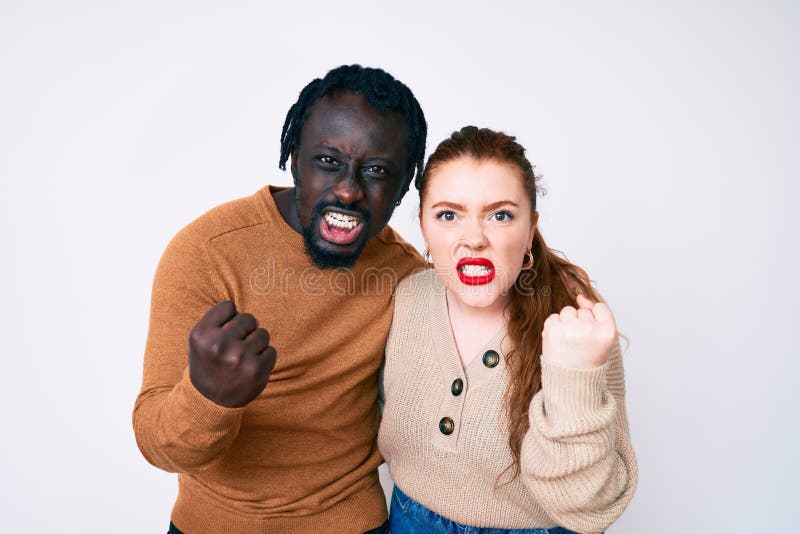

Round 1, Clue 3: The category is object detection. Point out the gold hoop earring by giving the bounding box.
[423,248,433,264]
[522,250,534,270]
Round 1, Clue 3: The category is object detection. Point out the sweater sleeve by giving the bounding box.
[132,225,245,473]
[520,339,638,533]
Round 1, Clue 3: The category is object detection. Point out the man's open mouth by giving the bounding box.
[319,209,365,246]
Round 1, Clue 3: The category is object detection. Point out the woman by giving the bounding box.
[378,126,638,533]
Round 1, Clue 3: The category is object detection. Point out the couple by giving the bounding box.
[132,65,637,534]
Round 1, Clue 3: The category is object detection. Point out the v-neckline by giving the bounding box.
[429,278,508,393]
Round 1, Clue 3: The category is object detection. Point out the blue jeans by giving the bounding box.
[389,485,584,534]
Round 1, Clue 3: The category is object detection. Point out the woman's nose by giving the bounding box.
[458,219,489,250]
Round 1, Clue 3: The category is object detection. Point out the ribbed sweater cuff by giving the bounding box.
[169,368,246,435]
[540,362,608,426]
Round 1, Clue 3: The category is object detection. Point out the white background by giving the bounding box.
[1,1,797,532]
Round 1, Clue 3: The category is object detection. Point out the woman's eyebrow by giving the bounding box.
[430,200,520,211]
[431,201,466,210]
[483,200,519,211]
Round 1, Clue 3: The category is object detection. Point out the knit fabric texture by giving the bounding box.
[378,269,638,533]
[133,185,424,534]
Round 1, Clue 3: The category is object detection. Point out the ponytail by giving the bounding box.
[503,230,598,481]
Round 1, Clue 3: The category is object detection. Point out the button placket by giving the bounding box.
[439,417,455,435]
[440,375,466,436]
[482,350,500,368]
[428,273,508,450]
[463,331,507,394]
[429,281,469,450]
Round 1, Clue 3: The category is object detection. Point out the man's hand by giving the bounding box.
[188,301,277,408]
[541,294,617,369]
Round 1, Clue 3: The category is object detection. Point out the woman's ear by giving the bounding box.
[419,211,431,260]
[528,211,540,244]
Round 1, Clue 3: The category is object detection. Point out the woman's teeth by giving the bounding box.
[459,264,493,276]
[324,212,360,230]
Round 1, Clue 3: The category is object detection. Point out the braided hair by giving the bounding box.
[279,65,427,191]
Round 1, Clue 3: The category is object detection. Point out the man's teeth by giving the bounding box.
[459,264,493,276]
[324,212,361,230]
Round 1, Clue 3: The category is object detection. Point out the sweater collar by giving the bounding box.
[428,272,508,392]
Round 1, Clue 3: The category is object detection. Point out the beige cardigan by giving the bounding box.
[378,269,637,533]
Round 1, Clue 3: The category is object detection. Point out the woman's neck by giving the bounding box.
[445,291,508,368]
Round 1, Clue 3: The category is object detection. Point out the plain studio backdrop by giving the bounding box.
[1,1,797,532]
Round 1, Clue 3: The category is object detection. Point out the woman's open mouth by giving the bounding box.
[318,209,365,246]
[456,257,495,285]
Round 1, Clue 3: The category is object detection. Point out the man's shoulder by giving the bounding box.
[363,224,426,275]
[170,187,275,251]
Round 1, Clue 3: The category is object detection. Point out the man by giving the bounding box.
[133,65,427,533]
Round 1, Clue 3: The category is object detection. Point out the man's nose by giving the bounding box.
[331,168,365,206]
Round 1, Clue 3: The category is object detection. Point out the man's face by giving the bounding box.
[291,91,410,268]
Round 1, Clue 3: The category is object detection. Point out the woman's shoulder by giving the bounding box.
[392,268,439,319]
[395,267,438,301]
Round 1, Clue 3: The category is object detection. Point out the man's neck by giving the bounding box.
[272,187,303,234]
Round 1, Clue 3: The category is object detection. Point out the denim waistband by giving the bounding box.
[389,485,584,534]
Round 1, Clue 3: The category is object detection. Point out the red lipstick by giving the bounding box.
[456,257,495,285]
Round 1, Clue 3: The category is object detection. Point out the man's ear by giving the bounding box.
[397,173,413,202]
[405,170,415,192]
[290,147,298,182]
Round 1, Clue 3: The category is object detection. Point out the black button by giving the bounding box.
[451,378,464,396]
[482,350,500,368]
[439,417,455,435]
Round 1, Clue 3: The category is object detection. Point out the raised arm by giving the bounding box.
[131,229,276,473]
[520,296,638,533]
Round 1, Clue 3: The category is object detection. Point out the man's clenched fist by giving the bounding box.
[541,294,617,369]
[188,301,277,408]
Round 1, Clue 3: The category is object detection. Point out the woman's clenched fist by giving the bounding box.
[541,294,617,369]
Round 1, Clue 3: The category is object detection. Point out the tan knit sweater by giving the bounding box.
[133,185,424,534]
[378,269,638,533]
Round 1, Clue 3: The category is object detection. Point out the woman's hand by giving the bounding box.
[541,294,617,369]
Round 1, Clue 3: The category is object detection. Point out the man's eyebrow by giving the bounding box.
[314,145,343,154]
[363,156,396,167]
[313,145,397,167]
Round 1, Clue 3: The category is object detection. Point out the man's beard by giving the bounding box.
[299,196,371,269]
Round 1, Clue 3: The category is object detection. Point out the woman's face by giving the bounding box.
[420,157,538,311]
